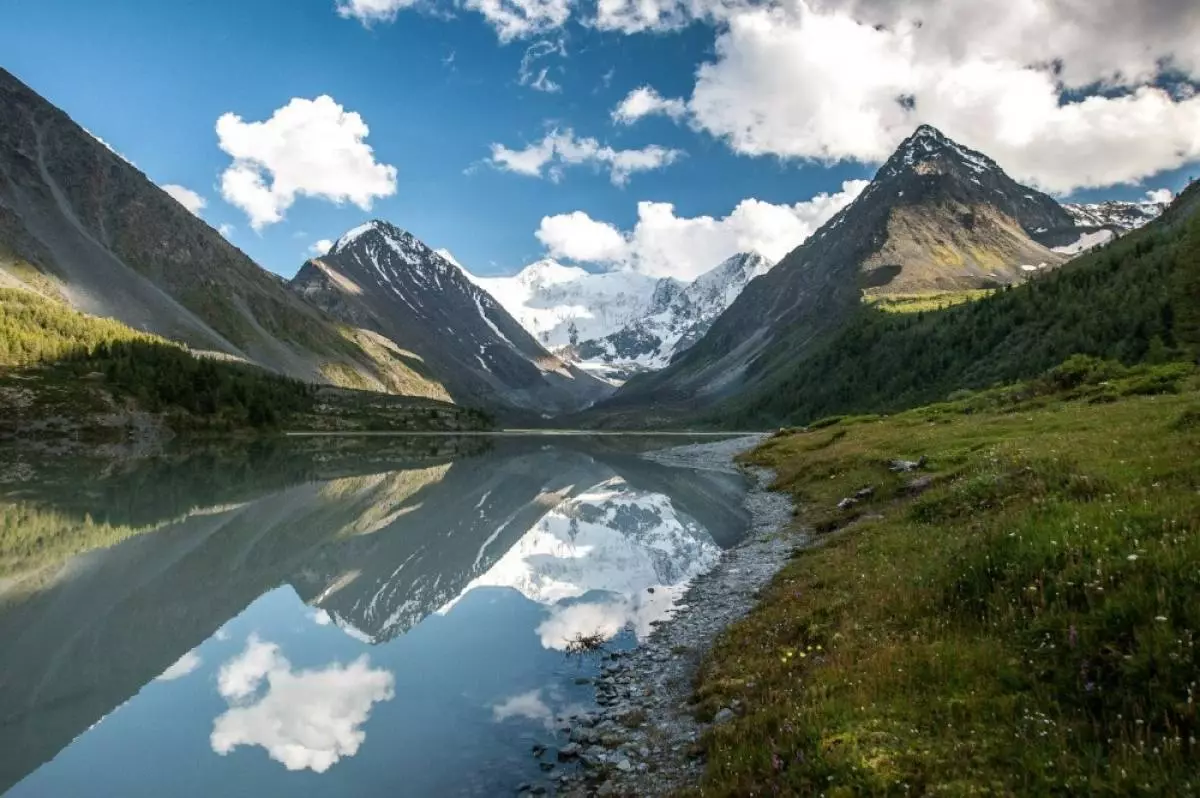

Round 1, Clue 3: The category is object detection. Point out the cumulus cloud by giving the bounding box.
[218,223,236,239]
[535,211,631,261]
[161,184,207,217]
[217,96,398,230]
[489,129,682,185]
[594,0,747,34]
[612,86,687,124]
[683,0,1200,193]
[519,39,567,93]
[335,0,418,23]
[211,635,395,773]
[536,179,866,280]
[466,0,572,41]
[309,239,335,256]
[1146,188,1175,204]
[491,689,553,724]
[156,650,202,681]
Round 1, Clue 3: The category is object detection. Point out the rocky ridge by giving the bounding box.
[290,220,612,415]
[0,68,436,395]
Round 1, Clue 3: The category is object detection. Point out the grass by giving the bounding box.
[865,288,997,314]
[687,360,1200,796]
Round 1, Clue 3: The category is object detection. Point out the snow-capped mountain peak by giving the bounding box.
[885,124,999,179]
[292,220,611,412]
[513,259,590,288]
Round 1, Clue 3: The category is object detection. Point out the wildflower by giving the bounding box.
[1155,616,1168,622]
[1127,554,1138,561]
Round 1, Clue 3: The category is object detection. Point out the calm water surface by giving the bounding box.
[0,436,750,797]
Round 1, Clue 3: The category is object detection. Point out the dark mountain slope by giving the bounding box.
[0,67,444,397]
[291,220,612,414]
[593,126,1072,421]
[720,179,1200,426]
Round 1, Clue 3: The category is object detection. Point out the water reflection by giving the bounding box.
[210,635,395,773]
[0,436,748,797]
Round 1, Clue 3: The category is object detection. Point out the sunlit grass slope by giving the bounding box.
[690,358,1199,795]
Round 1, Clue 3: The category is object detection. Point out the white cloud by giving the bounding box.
[594,0,747,35]
[519,39,566,93]
[683,0,1200,193]
[157,650,202,681]
[612,86,687,125]
[1146,188,1175,205]
[536,179,866,280]
[161,184,207,217]
[488,129,682,185]
[216,634,283,702]
[211,635,395,773]
[310,239,335,256]
[464,0,572,41]
[217,96,398,230]
[337,0,570,40]
[335,0,417,24]
[218,223,236,239]
[312,609,333,625]
[535,211,630,261]
[491,689,553,724]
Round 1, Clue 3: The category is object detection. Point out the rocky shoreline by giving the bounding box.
[524,435,800,797]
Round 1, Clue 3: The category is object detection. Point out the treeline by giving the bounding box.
[722,185,1200,427]
[70,340,314,428]
[0,286,152,363]
[1,287,312,428]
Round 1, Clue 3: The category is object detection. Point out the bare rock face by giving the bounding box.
[290,221,613,415]
[0,68,438,395]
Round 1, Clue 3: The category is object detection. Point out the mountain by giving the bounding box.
[1047,198,1170,254]
[1062,199,1168,231]
[593,125,1078,420]
[463,259,666,348]
[0,68,444,398]
[463,252,774,384]
[719,179,1200,426]
[568,252,774,381]
[289,221,612,415]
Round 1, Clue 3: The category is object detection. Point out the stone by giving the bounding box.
[531,743,547,757]
[906,475,934,494]
[836,497,858,510]
[889,455,927,473]
[558,743,583,761]
[530,787,547,796]
[854,486,875,499]
[713,707,736,725]
[538,761,555,772]
[616,758,633,772]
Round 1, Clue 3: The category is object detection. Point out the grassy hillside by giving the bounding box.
[0,288,490,440]
[722,182,1200,428]
[691,359,1199,795]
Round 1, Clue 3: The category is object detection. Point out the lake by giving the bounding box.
[0,435,751,797]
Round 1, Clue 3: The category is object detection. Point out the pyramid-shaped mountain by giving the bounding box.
[597,125,1075,417]
[290,221,612,415]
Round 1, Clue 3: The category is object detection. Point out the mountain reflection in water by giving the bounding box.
[0,435,750,797]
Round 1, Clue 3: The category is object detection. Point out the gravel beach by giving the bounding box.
[538,434,802,797]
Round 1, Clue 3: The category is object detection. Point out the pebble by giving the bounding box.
[551,436,800,798]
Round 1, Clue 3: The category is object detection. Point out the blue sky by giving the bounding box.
[3,0,1198,279]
